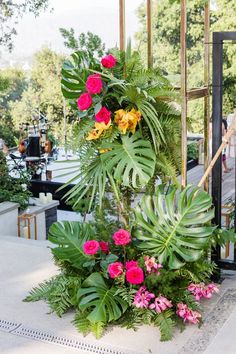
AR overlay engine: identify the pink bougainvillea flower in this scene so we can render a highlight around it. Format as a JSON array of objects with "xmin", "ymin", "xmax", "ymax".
[
  {"xmin": 176, "ymin": 303, "xmax": 201, "ymax": 324},
  {"xmin": 95, "ymin": 106, "xmax": 111, "ymax": 125},
  {"xmin": 86, "ymin": 73, "xmax": 103, "ymax": 94},
  {"xmin": 144, "ymin": 255, "xmax": 162, "ymax": 274},
  {"xmin": 133, "ymin": 286, "xmax": 155, "ymax": 309},
  {"xmin": 101, "ymin": 54, "xmax": 117, "ymax": 68},
  {"xmin": 149, "ymin": 295, "xmax": 172, "ymax": 313},
  {"xmin": 108, "ymin": 262, "xmax": 124, "ymax": 279},
  {"xmin": 112, "ymin": 229, "xmax": 131, "ymax": 246},
  {"xmin": 77, "ymin": 92, "xmax": 92, "ymax": 111},
  {"xmin": 126, "ymin": 266, "xmax": 144, "ymax": 285},
  {"xmin": 99, "ymin": 241, "xmax": 109, "ymax": 254},
  {"xmin": 83, "ymin": 240, "xmax": 100, "ymax": 255},
  {"xmin": 126, "ymin": 260, "xmax": 138, "ymax": 270}
]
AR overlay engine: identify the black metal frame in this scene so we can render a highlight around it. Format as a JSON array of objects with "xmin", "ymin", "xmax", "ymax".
[{"xmin": 212, "ymin": 31, "xmax": 236, "ymax": 268}]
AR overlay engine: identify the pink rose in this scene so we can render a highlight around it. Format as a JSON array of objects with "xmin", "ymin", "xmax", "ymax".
[
  {"xmin": 95, "ymin": 106, "xmax": 111, "ymax": 125},
  {"xmin": 113, "ymin": 229, "xmax": 131, "ymax": 246},
  {"xmin": 108, "ymin": 262, "xmax": 124, "ymax": 279},
  {"xmin": 126, "ymin": 260, "xmax": 138, "ymax": 270},
  {"xmin": 126, "ymin": 266, "xmax": 144, "ymax": 285},
  {"xmin": 86, "ymin": 74, "xmax": 103, "ymax": 94},
  {"xmin": 77, "ymin": 92, "xmax": 93, "ymax": 111},
  {"xmin": 83, "ymin": 240, "xmax": 100, "ymax": 255},
  {"xmin": 99, "ymin": 241, "xmax": 109, "ymax": 254},
  {"xmin": 101, "ymin": 54, "xmax": 117, "ymax": 69}
]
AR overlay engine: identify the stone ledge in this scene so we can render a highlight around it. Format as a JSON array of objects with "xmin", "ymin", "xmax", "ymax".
[{"xmin": 0, "ymin": 202, "xmax": 19, "ymax": 216}]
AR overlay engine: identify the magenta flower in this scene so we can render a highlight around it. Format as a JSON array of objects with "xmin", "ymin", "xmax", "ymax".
[
  {"xmin": 77, "ymin": 92, "xmax": 92, "ymax": 111},
  {"xmin": 101, "ymin": 54, "xmax": 117, "ymax": 68},
  {"xmin": 188, "ymin": 283, "xmax": 219, "ymax": 301},
  {"xmin": 86, "ymin": 73, "xmax": 103, "ymax": 94},
  {"xmin": 108, "ymin": 262, "xmax": 124, "ymax": 279},
  {"xmin": 176, "ymin": 303, "xmax": 201, "ymax": 324},
  {"xmin": 126, "ymin": 260, "xmax": 138, "ymax": 270},
  {"xmin": 112, "ymin": 229, "xmax": 131, "ymax": 246},
  {"xmin": 99, "ymin": 241, "xmax": 109, "ymax": 254},
  {"xmin": 83, "ymin": 240, "xmax": 100, "ymax": 255},
  {"xmin": 126, "ymin": 266, "xmax": 144, "ymax": 285},
  {"xmin": 149, "ymin": 295, "xmax": 172, "ymax": 313},
  {"xmin": 133, "ymin": 286, "xmax": 155, "ymax": 309}
]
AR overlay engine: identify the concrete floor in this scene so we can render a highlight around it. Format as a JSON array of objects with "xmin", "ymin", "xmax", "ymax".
[{"xmin": 1, "ymin": 236, "xmax": 236, "ymax": 354}]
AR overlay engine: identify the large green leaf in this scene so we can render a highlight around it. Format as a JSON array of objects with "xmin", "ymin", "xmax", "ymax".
[
  {"xmin": 77, "ymin": 273, "xmax": 128, "ymax": 323},
  {"xmin": 101, "ymin": 132, "xmax": 156, "ymax": 188},
  {"xmin": 48, "ymin": 221, "xmax": 95, "ymax": 269},
  {"xmin": 135, "ymin": 185, "xmax": 215, "ymax": 269}
]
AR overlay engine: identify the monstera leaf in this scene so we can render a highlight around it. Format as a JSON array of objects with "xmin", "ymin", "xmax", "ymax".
[
  {"xmin": 135, "ymin": 185, "xmax": 215, "ymax": 269},
  {"xmin": 101, "ymin": 132, "xmax": 156, "ymax": 188},
  {"xmin": 77, "ymin": 273, "xmax": 128, "ymax": 323},
  {"xmin": 48, "ymin": 221, "xmax": 95, "ymax": 269}
]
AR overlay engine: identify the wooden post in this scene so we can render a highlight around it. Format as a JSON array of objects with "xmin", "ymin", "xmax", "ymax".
[
  {"xmin": 198, "ymin": 116, "xmax": 236, "ymax": 188},
  {"xmin": 203, "ymin": 2, "xmax": 210, "ymax": 192},
  {"xmin": 180, "ymin": 0, "xmax": 187, "ymax": 187},
  {"xmin": 119, "ymin": 0, "xmax": 125, "ymax": 51},
  {"xmin": 147, "ymin": 0, "xmax": 153, "ymax": 68}
]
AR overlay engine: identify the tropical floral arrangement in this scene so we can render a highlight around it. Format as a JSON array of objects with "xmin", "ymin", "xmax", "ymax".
[{"xmin": 25, "ymin": 47, "xmax": 220, "ymax": 341}]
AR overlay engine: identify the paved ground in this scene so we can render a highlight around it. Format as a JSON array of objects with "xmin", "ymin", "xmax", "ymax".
[{"xmin": 1, "ymin": 236, "xmax": 236, "ymax": 354}]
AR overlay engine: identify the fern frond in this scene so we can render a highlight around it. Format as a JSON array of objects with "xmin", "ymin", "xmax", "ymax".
[
  {"xmin": 90, "ymin": 322, "xmax": 105, "ymax": 339},
  {"xmin": 73, "ymin": 311, "xmax": 91, "ymax": 336},
  {"xmin": 114, "ymin": 287, "xmax": 136, "ymax": 306},
  {"xmin": 24, "ymin": 275, "xmax": 82, "ymax": 317},
  {"xmin": 153, "ymin": 309, "xmax": 175, "ymax": 341}
]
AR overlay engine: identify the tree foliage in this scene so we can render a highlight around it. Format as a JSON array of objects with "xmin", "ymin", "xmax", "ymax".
[
  {"xmin": 136, "ymin": 0, "xmax": 236, "ymax": 131},
  {"xmin": 0, "ymin": 0, "xmax": 50, "ymax": 51}
]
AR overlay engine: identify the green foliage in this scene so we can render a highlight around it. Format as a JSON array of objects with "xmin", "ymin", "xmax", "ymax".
[
  {"xmin": 73, "ymin": 311, "xmax": 106, "ymax": 339},
  {"xmin": 187, "ymin": 141, "xmax": 199, "ymax": 160},
  {"xmin": 60, "ymin": 29, "xmax": 105, "ymax": 58},
  {"xmin": 0, "ymin": 0, "xmax": 50, "ymax": 51},
  {"xmin": 135, "ymin": 185, "xmax": 215, "ymax": 269},
  {"xmin": 77, "ymin": 273, "xmax": 128, "ymax": 323},
  {"xmin": 101, "ymin": 132, "xmax": 156, "ymax": 188},
  {"xmin": 136, "ymin": 0, "xmax": 236, "ymax": 131},
  {"xmin": 24, "ymin": 274, "xmax": 81, "ymax": 317},
  {"xmin": 48, "ymin": 221, "xmax": 95, "ymax": 270},
  {"xmin": 0, "ymin": 151, "xmax": 31, "ymax": 209},
  {"xmin": 154, "ymin": 310, "xmax": 175, "ymax": 341}
]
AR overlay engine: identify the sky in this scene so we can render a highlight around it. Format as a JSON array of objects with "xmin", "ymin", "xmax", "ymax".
[{"xmin": 0, "ymin": 0, "xmax": 144, "ymax": 67}]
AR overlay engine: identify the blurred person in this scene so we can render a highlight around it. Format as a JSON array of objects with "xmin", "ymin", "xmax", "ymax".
[{"xmin": 0, "ymin": 138, "xmax": 8, "ymax": 154}]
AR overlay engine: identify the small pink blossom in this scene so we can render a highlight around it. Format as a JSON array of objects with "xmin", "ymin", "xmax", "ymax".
[
  {"xmin": 188, "ymin": 283, "xmax": 219, "ymax": 301},
  {"xmin": 108, "ymin": 262, "xmax": 123, "ymax": 279},
  {"xmin": 176, "ymin": 303, "xmax": 201, "ymax": 324},
  {"xmin": 149, "ymin": 295, "xmax": 172, "ymax": 313},
  {"xmin": 86, "ymin": 73, "xmax": 103, "ymax": 94},
  {"xmin": 133, "ymin": 286, "xmax": 155, "ymax": 309},
  {"xmin": 113, "ymin": 229, "xmax": 131, "ymax": 246},
  {"xmin": 77, "ymin": 92, "xmax": 92, "ymax": 110},
  {"xmin": 126, "ymin": 260, "xmax": 138, "ymax": 270},
  {"xmin": 83, "ymin": 240, "xmax": 100, "ymax": 255},
  {"xmin": 99, "ymin": 241, "xmax": 109, "ymax": 254},
  {"xmin": 144, "ymin": 255, "xmax": 162, "ymax": 274}
]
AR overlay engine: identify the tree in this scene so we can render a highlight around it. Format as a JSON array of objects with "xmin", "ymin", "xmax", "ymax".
[
  {"xmin": 0, "ymin": 68, "xmax": 27, "ymax": 146},
  {"xmin": 136, "ymin": 0, "xmax": 236, "ymax": 132},
  {"xmin": 0, "ymin": 0, "xmax": 50, "ymax": 51}
]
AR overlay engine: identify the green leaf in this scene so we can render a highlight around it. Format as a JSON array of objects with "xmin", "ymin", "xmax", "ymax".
[
  {"xmin": 101, "ymin": 132, "xmax": 156, "ymax": 188},
  {"xmin": 77, "ymin": 273, "xmax": 128, "ymax": 323},
  {"xmin": 48, "ymin": 221, "xmax": 95, "ymax": 269},
  {"xmin": 135, "ymin": 185, "xmax": 215, "ymax": 269},
  {"xmin": 154, "ymin": 310, "xmax": 175, "ymax": 341}
]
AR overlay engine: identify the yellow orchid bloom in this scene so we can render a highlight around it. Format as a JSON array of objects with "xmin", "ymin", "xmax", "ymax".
[
  {"xmin": 86, "ymin": 120, "xmax": 112, "ymax": 141},
  {"xmin": 114, "ymin": 109, "xmax": 126, "ymax": 123}
]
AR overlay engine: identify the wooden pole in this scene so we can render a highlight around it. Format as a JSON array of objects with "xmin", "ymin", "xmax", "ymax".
[
  {"xmin": 147, "ymin": 0, "xmax": 153, "ymax": 68},
  {"xmin": 203, "ymin": 2, "xmax": 210, "ymax": 192},
  {"xmin": 119, "ymin": 0, "xmax": 125, "ymax": 51},
  {"xmin": 180, "ymin": 0, "xmax": 187, "ymax": 187},
  {"xmin": 198, "ymin": 115, "xmax": 236, "ymax": 188}
]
